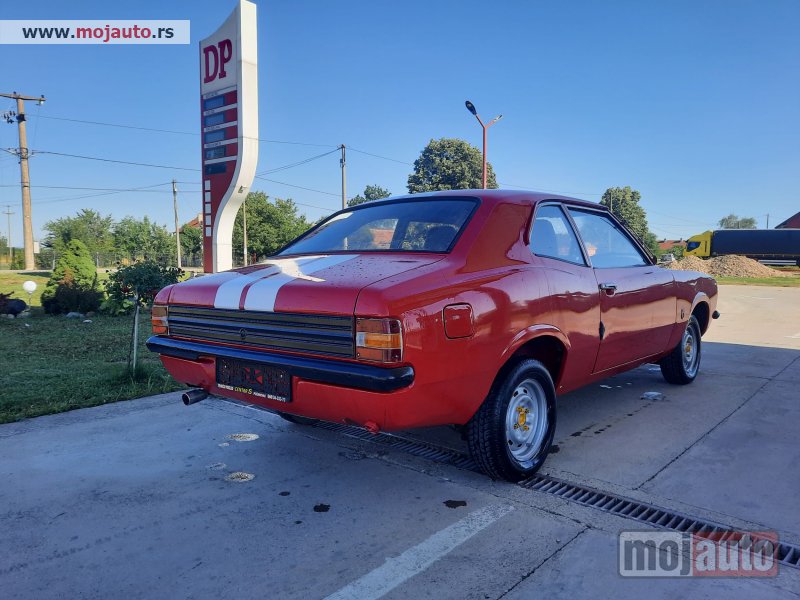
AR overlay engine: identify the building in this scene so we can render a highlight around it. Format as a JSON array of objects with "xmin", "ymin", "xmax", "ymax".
[
  {"xmin": 657, "ymin": 239, "xmax": 686, "ymax": 253},
  {"xmin": 775, "ymin": 211, "xmax": 800, "ymax": 229}
]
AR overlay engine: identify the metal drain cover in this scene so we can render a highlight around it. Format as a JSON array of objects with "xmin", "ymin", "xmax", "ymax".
[
  {"xmin": 227, "ymin": 433, "xmax": 259, "ymax": 442},
  {"xmin": 225, "ymin": 471, "xmax": 255, "ymax": 482}
]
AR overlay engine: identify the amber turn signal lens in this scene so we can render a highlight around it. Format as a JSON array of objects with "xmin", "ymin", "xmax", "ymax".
[
  {"xmin": 151, "ymin": 304, "xmax": 168, "ymax": 335},
  {"xmin": 356, "ymin": 318, "xmax": 402, "ymax": 363}
]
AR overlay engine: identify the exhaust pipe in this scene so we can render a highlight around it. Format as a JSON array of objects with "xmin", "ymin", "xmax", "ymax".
[{"xmin": 182, "ymin": 388, "xmax": 208, "ymax": 406}]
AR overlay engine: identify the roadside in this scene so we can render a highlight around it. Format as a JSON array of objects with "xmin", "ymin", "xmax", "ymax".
[{"xmin": 0, "ymin": 313, "xmax": 183, "ymax": 423}]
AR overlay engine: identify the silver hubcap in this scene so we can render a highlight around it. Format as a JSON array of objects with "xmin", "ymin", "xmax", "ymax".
[
  {"xmin": 505, "ymin": 378, "xmax": 548, "ymax": 463},
  {"xmin": 682, "ymin": 325, "xmax": 700, "ymax": 377}
]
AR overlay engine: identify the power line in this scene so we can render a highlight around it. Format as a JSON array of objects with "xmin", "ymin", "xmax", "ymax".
[
  {"xmin": 256, "ymin": 148, "xmax": 340, "ymax": 176},
  {"xmin": 253, "ymin": 175, "xmax": 339, "ymax": 199},
  {"xmin": 0, "ymin": 183, "xmax": 182, "ymax": 192},
  {"xmin": 31, "ymin": 114, "xmax": 336, "ymax": 148},
  {"xmin": 35, "ymin": 150, "xmax": 200, "ymax": 172},
  {"xmin": 348, "ymin": 146, "xmax": 412, "ymax": 166},
  {"xmin": 177, "ymin": 178, "xmax": 334, "ymax": 212},
  {"xmin": 32, "ymin": 182, "xmax": 179, "ymax": 205}
]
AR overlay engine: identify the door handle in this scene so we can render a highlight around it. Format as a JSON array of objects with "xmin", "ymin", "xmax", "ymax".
[{"xmin": 599, "ymin": 282, "xmax": 617, "ymax": 294}]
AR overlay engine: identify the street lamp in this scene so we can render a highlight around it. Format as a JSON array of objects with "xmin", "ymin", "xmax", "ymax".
[{"xmin": 465, "ymin": 100, "xmax": 502, "ymax": 189}]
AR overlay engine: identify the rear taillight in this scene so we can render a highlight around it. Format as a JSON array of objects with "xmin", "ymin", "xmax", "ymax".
[
  {"xmin": 151, "ymin": 304, "xmax": 168, "ymax": 335},
  {"xmin": 356, "ymin": 318, "xmax": 402, "ymax": 363}
]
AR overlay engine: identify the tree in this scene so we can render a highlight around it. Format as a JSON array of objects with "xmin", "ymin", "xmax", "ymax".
[
  {"xmin": 113, "ymin": 216, "xmax": 176, "ymax": 265},
  {"xmin": 600, "ymin": 186, "xmax": 661, "ymax": 256},
  {"xmin": 105, "ymin": 261, "xmax": 183, "ymax": 310},
  {"xmin": 718, "ymin": 214, "xmax": 757, "ymax": 229},
  {"xmin": 180, "ymin": 225, "xmax": 203, "ymax": 266},
  {"xmin": 41, "ymin": 239, "xmax": 102, "ymax": 314},
  {"xmin": 600, "ymin": 186, "xmax": 650, "ymax": 241},
  {"xmin": 348, "ymin": 184, "xmax": 391, "ymax": 207},
  {"xmin": 43, "ymin": 209, "xmax": 115, "ymax": 258},
  {"xmin": 407, "ymin": 138, "xmax": 497, "ymax": 193},
  {"xmin": 232, "ymin": 192, "xmax": 311, "ymax": 263}
]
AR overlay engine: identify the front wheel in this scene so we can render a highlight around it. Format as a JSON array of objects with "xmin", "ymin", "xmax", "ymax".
[
  {"xmin": 467, "ymin": 359, "xmax": 556, "ymax": 482},
  {"xmin": 659, "ymin": 315, "xmax": 702, "ymax": 385}
]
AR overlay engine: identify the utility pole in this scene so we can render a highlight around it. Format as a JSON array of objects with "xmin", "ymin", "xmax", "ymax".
[
  {"xmin": 172, "ymin": 179, "xmax": 181, "ymax": 269},
  {"xmin": 766, "ymin": 214, "xmax": 770, "ymax": 229},
  {"xmin": 1, "ymin": 92, "xmax": 46, "ymax": 271},
  {"xmin": 242, "ymin": 197, "xmax": 248, "ymax": 266},
  {"xmin": 340, "ymin": 144, "xmax": 347, "ymax": 209},
  {"xmin": 3, "ymin": 205, "xmax": 13, "ymax": 264}
]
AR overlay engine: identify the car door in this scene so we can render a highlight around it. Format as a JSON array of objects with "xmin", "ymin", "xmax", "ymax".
[
  {"xmin": 566, "ymin": 207, "xmax": 676, "ymax": 373},
  {"xmin": 529, "ymin": 204, "xmax": 601, "ymax": 388}
]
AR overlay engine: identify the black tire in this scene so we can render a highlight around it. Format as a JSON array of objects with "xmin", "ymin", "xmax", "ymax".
[
  {"xmin": 659, "ymin": 315, "xmax": 701, "ymax": 385},
  {"xmin": 277, "ymin": 412, "xmax": 318, "ymax": 426},
  {"xmin": 467, "ymin": 359, "xmax": 557, "ymax": 482}
]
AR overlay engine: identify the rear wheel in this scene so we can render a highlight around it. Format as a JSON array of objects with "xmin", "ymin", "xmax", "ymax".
[
  {"xmin": 467, "ymin": 359, "xmax": 556, "ymax": 482},
  {"xmin": 659, "ymin": 315, "xmax": 701, "ymax": 385}
]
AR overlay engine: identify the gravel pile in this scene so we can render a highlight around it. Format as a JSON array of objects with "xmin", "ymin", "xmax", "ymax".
[{"xmin": 666, "ymin": 254, "xmax": 792, "ymax": 278}]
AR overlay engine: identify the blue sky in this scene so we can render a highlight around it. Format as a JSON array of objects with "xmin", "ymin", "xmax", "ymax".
[{"xmin": 1, "ymin": 0, "xmax": 798, "ymax": 245}]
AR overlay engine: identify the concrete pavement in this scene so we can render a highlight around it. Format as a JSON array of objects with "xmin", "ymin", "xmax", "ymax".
[{"xmin": 1, "ymin": 284, "xmax": 799, "ymax": 599}]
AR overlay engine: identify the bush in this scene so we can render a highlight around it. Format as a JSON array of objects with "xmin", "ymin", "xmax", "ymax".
[
  {"xmin": 41, "ymin": 240, "xmax": 101, "ymax": 314},
  {"xmin": 103, "ymin": 260, "xmax": 182, "ymax": 314},
  {"xmin": 42, "ymin": 284, "xmax": 103, "ymax": 314}
]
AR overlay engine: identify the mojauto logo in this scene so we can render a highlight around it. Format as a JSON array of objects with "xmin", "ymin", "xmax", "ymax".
[
  {"xmin": 619, "ymin": 530, "xmax": 779, "ymax": 577},
  {"xmin": 203, "ymin": 39, "xmax": 233, "ymax": 83}
]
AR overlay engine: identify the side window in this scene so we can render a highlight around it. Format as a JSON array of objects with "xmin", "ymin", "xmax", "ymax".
[
  {"xmin": 567, "ymin": 209, "xmax": 648, "ymax": 268},
  {"xmin": 530, "ymin": 205, "xmax": 586, "ymax": 265}
]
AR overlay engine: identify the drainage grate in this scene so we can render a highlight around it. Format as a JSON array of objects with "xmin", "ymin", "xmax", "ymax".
[
  {"xmin": 310, "ymin": 420, "xmax": 800, "ymax": 570},
  {"xmin": 520, "ymin": 474, "xmax": 800, "ymax": 570},
  {"xmin": 310, "ymin": 421, "xmax": 479, "ymax": 471},
  {"xmin": 221, "ymin": 399, "xmax": 800, "ymax": 570}
]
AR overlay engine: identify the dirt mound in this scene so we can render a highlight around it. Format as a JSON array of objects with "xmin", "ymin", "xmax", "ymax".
[
  {"xmin": 667, "ymin": 254, "xmax": 791, "ymax": 278},
  {"xmin": 666, "ymin": 255, "xmax": 709, "ymax": 274}
]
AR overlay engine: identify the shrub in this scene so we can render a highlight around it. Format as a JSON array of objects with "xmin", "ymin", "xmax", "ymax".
[
  {"xmin": 103, "ymin": 260, "xmax": 182, "ymax": 314},
  {"xmin": 43, "ymin": 285, "xmax": 103, "ymax": 314},
  {"xmin": 41, "ymin": 240, "xmax": 101, "ymax": 314}
]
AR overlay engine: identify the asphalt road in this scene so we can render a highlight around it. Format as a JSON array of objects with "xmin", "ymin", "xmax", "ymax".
[{"xmin": 1, "ymin": 284, "xmax": 799, "ymax": 599}]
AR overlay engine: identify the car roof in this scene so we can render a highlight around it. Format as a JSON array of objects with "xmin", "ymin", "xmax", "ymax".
[{"xmin": 355, "ymin": 189, "xmax": 605, "ymax": 212}]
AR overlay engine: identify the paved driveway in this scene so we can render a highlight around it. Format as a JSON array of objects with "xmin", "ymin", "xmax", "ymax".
[{"xmin": 1, "ymin": 285, "xmax": 798, "ymax": 599}]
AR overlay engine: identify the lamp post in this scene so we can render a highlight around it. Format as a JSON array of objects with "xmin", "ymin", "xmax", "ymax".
[{"xmin": 465, "ymin": 100, "xmax": 502, "ymax": 189}]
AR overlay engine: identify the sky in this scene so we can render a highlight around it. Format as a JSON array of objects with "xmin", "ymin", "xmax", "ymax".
[{"xmin": 1, "ymin": 0, "xmax": 798, "ymax": 246}]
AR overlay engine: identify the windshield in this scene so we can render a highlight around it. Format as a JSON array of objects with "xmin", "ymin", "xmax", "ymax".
[
  {"xmin": 279, "ymin": 198, "xmax": 478, "ymax": 255},
  {"xmin": 686, "ymin": 241, "xmax": 701, "ymax": 251}
]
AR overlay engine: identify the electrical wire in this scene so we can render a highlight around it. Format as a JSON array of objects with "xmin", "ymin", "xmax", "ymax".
[
  {"xmin": 348, "ymin": 147, "xmax": 412, "ymax": 165},
  {"xmin": 31, "ymin": 114, "xmax": 336, "ymax": 147},
  {"xmin": 256, "ymin": 148, "xmax": 340, "ymax": 176},
  {"xmin": 0, "ymin": 183, "xmax": 178, "ymax": 192},
  {"xmin": 32, "ymin": 182, "xmax": 178, "ymax": 205},
  {"xmin": 35, "ymin": 150, "xmax": 200, "ymax": 172},
  {"xmin": 253, "ymin": 175, "xmax": 339, "ymax": 198}
]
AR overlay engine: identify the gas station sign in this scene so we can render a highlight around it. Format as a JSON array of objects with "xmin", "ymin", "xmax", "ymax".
[{"xmin": 200, "ymin": 0, "xmax": 258, "ymax": 272}]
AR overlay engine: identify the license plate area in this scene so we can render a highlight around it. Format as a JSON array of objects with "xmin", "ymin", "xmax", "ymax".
[{"xmin": 216, "ymin": 358, "xmax": 291, "ymax": 403}]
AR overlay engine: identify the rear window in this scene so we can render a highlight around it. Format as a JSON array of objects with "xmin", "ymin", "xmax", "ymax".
[{"xmin": 279, "ymin": 199, "xmax": 477, "ymax": 255}]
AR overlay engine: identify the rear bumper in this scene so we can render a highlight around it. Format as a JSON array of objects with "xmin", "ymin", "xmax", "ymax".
[{"xmin": 146, "ymin": 336, "xmax": 414, "ymax": 393}]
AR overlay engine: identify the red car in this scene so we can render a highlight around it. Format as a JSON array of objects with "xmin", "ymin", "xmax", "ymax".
[{"xmin": 148, "ymin": 190, "xmax": 718, "ymax": 481}]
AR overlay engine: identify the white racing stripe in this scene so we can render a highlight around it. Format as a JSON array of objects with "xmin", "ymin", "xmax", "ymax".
[
  {"xmin": 323, "ymin": 504, "xmax": 514, "ymax": 600},
  {"xmin": 212, "ymin": 256, "xmax": 330, "ymax": 309},
  {"xmin": 242, "ymin": 254, "xmax": 357, "ymax": 312}
]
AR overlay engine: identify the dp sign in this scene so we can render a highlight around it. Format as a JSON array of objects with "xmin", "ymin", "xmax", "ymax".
[{"xmin": 203, "ymin": 39, "xmax": 233, "ymax": 83}]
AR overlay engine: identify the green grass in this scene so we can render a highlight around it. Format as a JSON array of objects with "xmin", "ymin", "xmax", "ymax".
[
  {"xmin": 0, "ymin": 270, "xmax": 113, "ymax": 308},
  {"xmin": 716, "ymin": 275, "xmax": 800, "ymax": 287},
  {"xmin": 0, "ymin": 271, "xmax": 51, "ymax": 306},
  {"xmin": 0, "ymin": 312, "xmax": 184, "ymax": 424}
]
